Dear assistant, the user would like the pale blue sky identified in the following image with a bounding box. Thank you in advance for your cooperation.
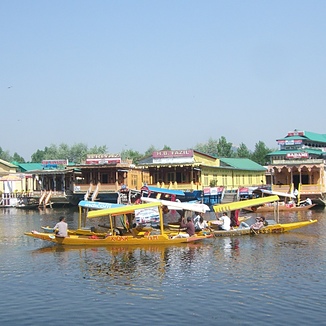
[1,0,326,161]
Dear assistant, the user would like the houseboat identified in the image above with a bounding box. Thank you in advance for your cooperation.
[266,129,326,206]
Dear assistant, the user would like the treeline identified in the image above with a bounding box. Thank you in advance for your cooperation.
[0,137,276,166]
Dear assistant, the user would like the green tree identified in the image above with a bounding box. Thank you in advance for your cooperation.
[236,143,251,158]
[194,138,219,157]
[31,149,45,162]
[12,152,25,163]
[121,149,143,164]
[217,136,234,157]
[30,143,108,164]
[144,145,158,157]
[70,143,89,163]
[251,141,272,165]
[0,146,12,162]
[43,144,59,159]
[89,145,107,155]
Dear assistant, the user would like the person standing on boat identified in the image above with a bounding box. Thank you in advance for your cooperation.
[218,212,231,231]
[230,210,240,228]
[53,216,68,237]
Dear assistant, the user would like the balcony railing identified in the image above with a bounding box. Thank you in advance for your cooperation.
[271,159,324,165]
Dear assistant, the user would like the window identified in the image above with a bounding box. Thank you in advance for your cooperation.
[167,172,174,182]
[248,175,252,184]
[131,174,137,187]
[204,174,208,186]
[236,174,240,185]
[153,172,160,184]
[222,174,227,186]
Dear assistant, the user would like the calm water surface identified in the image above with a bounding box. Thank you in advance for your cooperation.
[1,206,326,325]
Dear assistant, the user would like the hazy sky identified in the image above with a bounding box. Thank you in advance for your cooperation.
[2,1,326,161]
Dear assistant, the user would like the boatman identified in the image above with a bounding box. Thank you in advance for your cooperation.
[53,216,68,237]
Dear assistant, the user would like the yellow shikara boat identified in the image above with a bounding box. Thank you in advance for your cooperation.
[25,202,213,246]
[211,219,317,237]
[210,195,317,237]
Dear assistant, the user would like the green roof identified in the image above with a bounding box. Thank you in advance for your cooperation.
[278,131,326,143]
[15,163,43,172]
[219,158,266,171]
[267,148,323,156]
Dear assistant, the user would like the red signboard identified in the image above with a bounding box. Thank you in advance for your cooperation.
[42,159,68,165]
[287,130,304,137]
[286,152,309,159]
[153,150,193,158]
[87,154,120,159]
[85,158,121,165]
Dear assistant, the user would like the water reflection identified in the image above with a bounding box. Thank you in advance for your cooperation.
[1,207,326,325]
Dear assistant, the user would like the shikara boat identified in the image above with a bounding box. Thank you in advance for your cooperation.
[25,202,213,246]
[211,219,317,237]
[40,200,125,236]
[243,203,315,212]
[210,195,317,237]
[243,189,316,212]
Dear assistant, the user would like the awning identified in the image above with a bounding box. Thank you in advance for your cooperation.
[87,202,162,218]
[213,195,280,213]
[141,186,185,196]
[0,174,22,181]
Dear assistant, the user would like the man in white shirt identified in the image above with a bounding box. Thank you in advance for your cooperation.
[54,216,68,237]
[218,212,231,231]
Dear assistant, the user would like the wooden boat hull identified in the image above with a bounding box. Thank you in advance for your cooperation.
[24,231,213,246]
[16,204,40,209]
[212,219,317,237]
[244,204,316,212]
[40,226,109,237]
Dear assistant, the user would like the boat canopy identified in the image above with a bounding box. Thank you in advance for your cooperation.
[213,195,280,213]
[259,189,296,199]
[141,186,185,196]
[141,197,210,213]
[87,202,162,218]
[78,200,124,209]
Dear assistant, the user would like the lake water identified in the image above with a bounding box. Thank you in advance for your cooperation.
[1,206,326,325]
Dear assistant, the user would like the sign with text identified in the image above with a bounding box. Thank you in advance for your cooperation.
[153,150,193,158]
[85,158,121,165]
[286,152,309,159]
[135,207,160,225]
[287,130,304,137]
[42,159,68,166]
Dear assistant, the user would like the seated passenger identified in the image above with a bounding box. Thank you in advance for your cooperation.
[53,216,68,237]
[163,205,181,227]
[217,212,231,231]
[172,216,195,238]
[239,217,267,230]
[195,215,209,232]
[305,198,312,206]
[250,217,265,230]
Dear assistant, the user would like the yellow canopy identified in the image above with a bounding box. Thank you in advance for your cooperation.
[87,202,162,218]
[213,195,280,213]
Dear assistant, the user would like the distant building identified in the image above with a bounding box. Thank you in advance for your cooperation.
[266,129,326,205]
[137,149,267,191]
